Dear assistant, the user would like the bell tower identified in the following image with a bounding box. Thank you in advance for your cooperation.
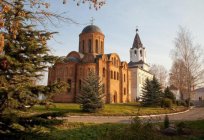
[129,29,149,71]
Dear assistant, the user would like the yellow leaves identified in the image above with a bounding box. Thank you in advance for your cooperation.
[18,11,26,17]
[0,33,4,53]
[0,21,4,28]
[3,5,11,13]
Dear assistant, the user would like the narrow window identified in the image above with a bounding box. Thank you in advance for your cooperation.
[124,74,125,82]
[67,79,71,93]
[79,80,81,90]
[114,58,116,66]
[82,40,85,52]
[124,88,126,95]
[134,50,137,54]
[140,50,143,57]
[114,71,116,80]
[111,71,113,79]
[88,39,92,53]
[117,72,119,80]
[96,39,98,53]
[103,68,105,77]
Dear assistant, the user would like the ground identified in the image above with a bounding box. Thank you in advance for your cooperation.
[63,106,204,123]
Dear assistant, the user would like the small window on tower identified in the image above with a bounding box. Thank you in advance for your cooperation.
[88,39,92,53]
[134,50,137,54]
[96,40,98,53]
[82,40,85,52]
[140,50,143,57]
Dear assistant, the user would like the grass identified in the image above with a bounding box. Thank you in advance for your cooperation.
[33,103,187,116]
[3,119,204,140]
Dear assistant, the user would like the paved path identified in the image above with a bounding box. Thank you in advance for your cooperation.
[61,107,204,123]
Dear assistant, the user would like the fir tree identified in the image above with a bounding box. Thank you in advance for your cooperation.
[77,71,104,113]
[141,76,162,107]
[164,86,176,103]
[0,1,66,114]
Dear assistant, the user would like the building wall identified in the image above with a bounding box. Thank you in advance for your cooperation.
[192,91,204,101]
[48,54,130,104]
[48,62,77,102]
[129,67,153,101]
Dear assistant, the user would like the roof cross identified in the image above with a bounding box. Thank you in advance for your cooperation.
[90,17,95,25]
[136,26,139,33]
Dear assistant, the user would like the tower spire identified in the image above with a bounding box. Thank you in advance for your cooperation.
[132,27,142,49]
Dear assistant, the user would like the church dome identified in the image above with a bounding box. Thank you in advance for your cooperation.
[81,25,103,34]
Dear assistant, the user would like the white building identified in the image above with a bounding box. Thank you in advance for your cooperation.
[192,87,204,101]
[128,29,153,101]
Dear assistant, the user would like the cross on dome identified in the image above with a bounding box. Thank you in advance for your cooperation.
[90,17,95,25]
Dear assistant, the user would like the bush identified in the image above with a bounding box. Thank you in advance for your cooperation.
[164,115,170,128]
[179,100,187,106]
[161,98,173,108]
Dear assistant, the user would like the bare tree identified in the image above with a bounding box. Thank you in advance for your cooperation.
[150,64,168,88]
[170,27,204,100]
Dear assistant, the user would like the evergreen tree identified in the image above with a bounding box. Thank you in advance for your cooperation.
[0,1,66,114]
[141,77,162,107]
[164,86,176,103]
[77,71,104,113]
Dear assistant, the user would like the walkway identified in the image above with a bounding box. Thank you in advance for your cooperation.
[62,107,204,123]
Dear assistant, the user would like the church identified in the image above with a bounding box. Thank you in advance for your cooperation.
[48,24,153,103]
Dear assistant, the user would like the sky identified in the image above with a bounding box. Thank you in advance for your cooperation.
[39,0,204,84]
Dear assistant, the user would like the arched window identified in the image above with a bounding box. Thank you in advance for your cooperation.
[140,50,143,57]
[67,79,71,93]
[111,71,113,79]
[79,80,81,90]
[114,57,116,66]
[134,50,137,54]
[82,40,85,52]
[88,39,92,53]
[96,39,98,53]
[123,74,126,82]
[114,71,116,80]
[124,88,126,95]
[103,68,105,77]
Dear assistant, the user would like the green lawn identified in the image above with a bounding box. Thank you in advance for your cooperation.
[33,103,187,116]
[5,120,204,140]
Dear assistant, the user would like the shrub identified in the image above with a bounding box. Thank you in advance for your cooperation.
[176,100,181,106]
[164,115,170,128]
[164,87,176,103]
[180,100,187,106]
[161,98,173,108]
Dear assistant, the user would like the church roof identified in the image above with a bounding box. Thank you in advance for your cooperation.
[81,25,103,34]
[132,33,143,49]
[128,60,145,66]
[195,87,204,93]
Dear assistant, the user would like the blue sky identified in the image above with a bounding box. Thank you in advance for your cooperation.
[40,0,204,84]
